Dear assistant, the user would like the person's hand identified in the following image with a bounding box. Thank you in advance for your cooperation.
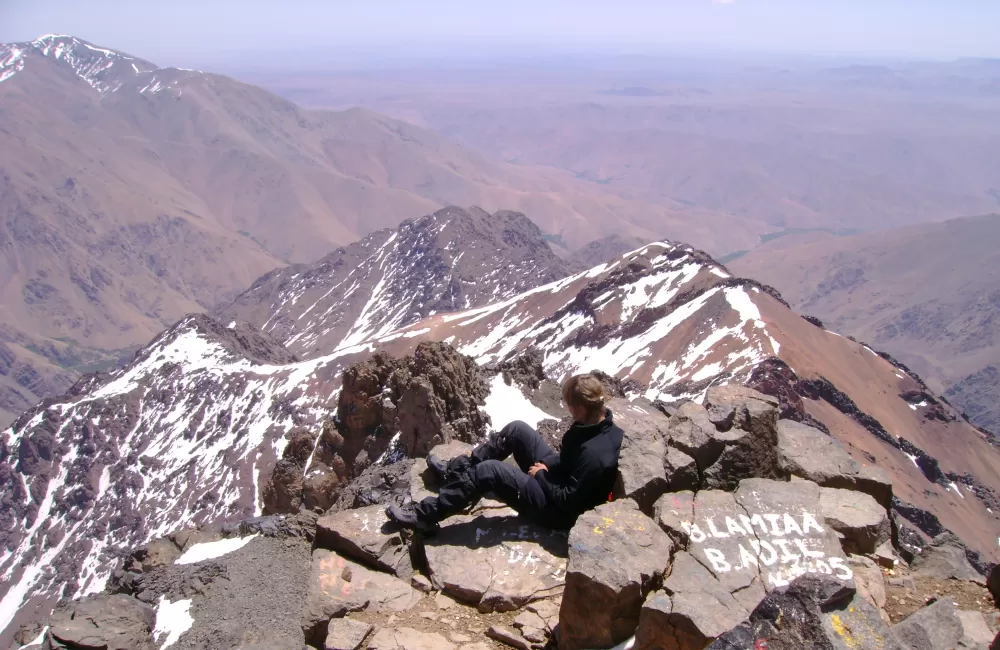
[528,463,548,477]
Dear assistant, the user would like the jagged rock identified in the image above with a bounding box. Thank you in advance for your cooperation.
[635,552,755,650]
[329,459,415,513]
[708,574,903,650]
[664,447,699,492]
[611,401,671,513]
[988,564,1000,607]
[848,555,888,616]
[892,598,993,650]
[411,575,433,593]
[698,392,781,490]
[777,419,893,509]
[302,549,421,645]
[367,627,457,650]
[336,343,490,471]
[819,486,892,555]
[487,625,531,650]
[46,594,156,650]
[324,618,374,650]
[910,533,985,585]
[513,610,549,644]
[655,479,851,595]
[262,428,318,514]
[315,505,413,577]
[423,508,567,612]
[558,499,673,650]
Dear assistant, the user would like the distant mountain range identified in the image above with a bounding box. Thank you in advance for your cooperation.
[732,213,1000,433]
[0,34,765,427]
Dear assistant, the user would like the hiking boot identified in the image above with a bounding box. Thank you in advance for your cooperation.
[385,503,439,534]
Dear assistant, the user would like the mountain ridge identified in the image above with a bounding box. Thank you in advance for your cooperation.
[2,234,998,644]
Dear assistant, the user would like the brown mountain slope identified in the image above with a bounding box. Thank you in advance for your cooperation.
[730,213,1000,431]
[0,35,767,426]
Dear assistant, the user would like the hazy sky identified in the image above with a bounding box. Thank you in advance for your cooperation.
[1,0,997,68]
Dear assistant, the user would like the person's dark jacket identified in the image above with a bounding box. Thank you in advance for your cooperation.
[533,409,624,517]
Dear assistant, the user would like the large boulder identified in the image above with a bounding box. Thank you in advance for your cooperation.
[315,505,413,578]
[302,549,422,645]
[262,427,318,515]
[655,479,852,593]
[558,499,673,650]
[422,507,568,612]
[635,552,757,650]
[611,401,671,513]
[777,419,893,509]
[819,486,892,555]
[46,595,156,650]
[910,533,986,585]
[708,574,903,650]
[891,598,994,650]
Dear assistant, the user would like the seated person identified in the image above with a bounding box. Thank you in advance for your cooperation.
[386,373,624,531]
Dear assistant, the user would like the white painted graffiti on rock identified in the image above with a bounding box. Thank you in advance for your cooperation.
[681,510,853,587]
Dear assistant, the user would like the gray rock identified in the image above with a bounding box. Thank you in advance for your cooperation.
[892,598,991,650]
[367,627,457,650]
[709,574,903,650]
[699,398,781,491]
[47,595,156,650]
[819,487,891,555]
[302,549,421,645]
[656,479,852,595]
[325,618,374,650]
[611,401,671,513]
[513,610,549,644]
[423,508,568,612]
[777,419,894,509]
[559,499,673,650]
[848,555,888,614]
[411,575,434,593]
[910,533,985,585]
[487,625,532,650]
[664,447,699,492]
[315,504,413,577]
[635,552,754,650]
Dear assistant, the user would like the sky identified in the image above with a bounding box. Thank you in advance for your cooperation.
[1,0,998,69]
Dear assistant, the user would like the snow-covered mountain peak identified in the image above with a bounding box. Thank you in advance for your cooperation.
[0,34,157,93]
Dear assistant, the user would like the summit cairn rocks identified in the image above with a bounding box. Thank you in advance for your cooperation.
[558,499,673,650]
[639,479,855,648]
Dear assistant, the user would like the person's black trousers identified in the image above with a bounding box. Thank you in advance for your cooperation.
[413,420,569,528]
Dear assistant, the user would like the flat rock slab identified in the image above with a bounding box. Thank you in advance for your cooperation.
[636,552,759,650]
[325,617,374,650]
[303,549,421,645]
[657,478,853,594]
[819,486,891,555]
[423,507,568,612]
[316,505,412,577]
[910,533,986,585]
[368,627,457,650]
[777,419,893,508]
[48,594,156,650]
[559,499,673,650]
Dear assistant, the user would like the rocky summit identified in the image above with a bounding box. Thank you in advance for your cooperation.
[3,235,1000,648]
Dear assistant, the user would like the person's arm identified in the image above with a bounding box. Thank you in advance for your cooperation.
[533,455,601,514]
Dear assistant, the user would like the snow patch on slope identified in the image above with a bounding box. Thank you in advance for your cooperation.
[482,374,559,431]
[175,535,259,565]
